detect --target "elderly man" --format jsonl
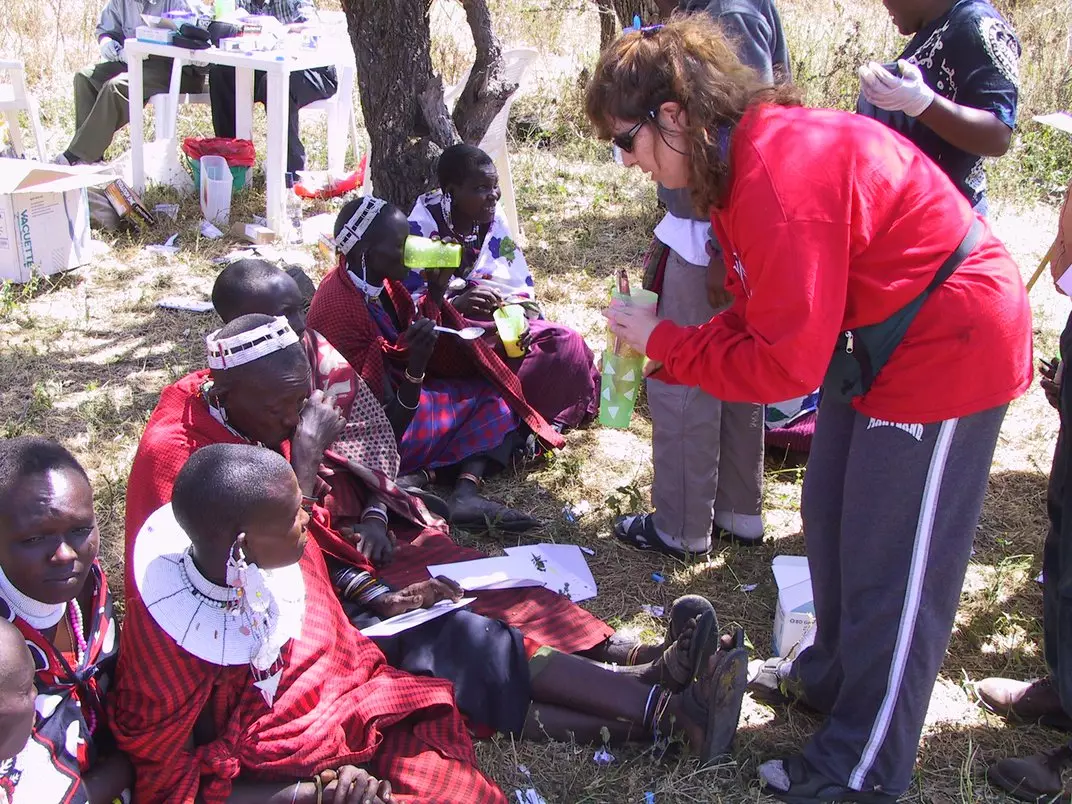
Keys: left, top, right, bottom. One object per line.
{"left": 55, "top": 0, "right": 206, "bottom": 166}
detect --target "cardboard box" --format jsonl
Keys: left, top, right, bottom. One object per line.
{"left": 771, "top": 555, "right": 817, "bottom": 656}
{"left": 230, "top": 222, "right": 276, "bottom": 244}
{"left": 0, "top": 158, "right": 114, "bottom": 283}
{"left": 103, "top": 179, "right": 155, "bottom": 229}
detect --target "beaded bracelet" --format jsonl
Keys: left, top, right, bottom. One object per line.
{"left": 361, "top": 505, "right": 389, "bottom": 524}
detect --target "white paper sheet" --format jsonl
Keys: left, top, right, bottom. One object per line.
{"left": 504, "top": 544, "right": 597, "bottom": 602}
{"left": 426, "top": 556, "right": 546, "bottom": 591}
{"left": 358, "top": 597, "right": 475, "bottom": 637}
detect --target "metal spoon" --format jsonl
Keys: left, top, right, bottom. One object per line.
{"left": 433, "top": 325, "right": 485, "bottom": 340}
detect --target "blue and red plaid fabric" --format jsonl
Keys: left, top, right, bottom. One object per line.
{"left": 111, "top": 535, "right": 506, "bottom": 804}
{"left": 367, "top": 300, "right": 518, "bottom": 473}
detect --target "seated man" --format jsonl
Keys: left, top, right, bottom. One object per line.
{"left": 112, "top": 443, "right": 507, "bottom": 803}
{"left": 407, "top": 144, "right": 600, "bottom": 432}
{"left": 208, "top": 0, "right": 337, "bottom": 183}
{"left": 308, "top": 197, "right": 568, "bottom": 530}
{"left": 55, "top": 0, "right": 206, "bottom": 166}
{"left": 0, "top": 437, "right": 130, "bottom": 802}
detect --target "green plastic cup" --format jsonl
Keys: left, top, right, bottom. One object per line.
{"left": 599, "top": 350, "right": 645, "bottom": 429}
{"left": 493, "top": 304, "right": 528, "bottom": 358}
{"left": 606, "top": 288, "right": 659, "bottom": 357}
{"left": 404, "top": 235, "right": 462, "bottom": 269}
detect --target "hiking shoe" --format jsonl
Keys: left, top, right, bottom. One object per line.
{"left": 759, "top": 754, "right": 897, "bottom": 803}
{"left": 975, "top": 676, "right": 1072, "bottom": 730}
{"left": 987, "top": 744, "right": 1072, "bottom": 802}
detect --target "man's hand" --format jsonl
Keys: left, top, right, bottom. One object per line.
{"left": 858, "top": 60, "right": 934, "bottom": 118}
{"left": 100, "top": 37, "right": 124, "bottom": 62}
{"left": 294, "top": 390, "right": 346, "bottom": 456}
{"left": 367, "top": 576, "right": 464, "bottom": 618}
{"left": 342, "top": 519, "right": 395, "bottom": 566}
{"left": 451, "top": 286, "right": 502, "bottom": 319}
{"left": 318, "top": 766, "right": 393, "bottom": 804}
{"left": 1041, "top": 358, "right": 1062, "bottom": 410}
{"left": 402, "top": 317, "right": 438, "bottom": 375}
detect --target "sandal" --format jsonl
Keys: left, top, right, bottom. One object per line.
{"left": 645, "top": 606, "right": 719, "bottom": 692}
{"left": 759, "top": 754, "right": 897, "bottom": 804}
{"left": 681, "top": 645, "right": 748, "bottom": 765}
{"left": 614, "top": 513, "right": 708, "bottom": 560}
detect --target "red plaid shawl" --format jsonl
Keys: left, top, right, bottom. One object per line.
{"left": 125, "top": 371, "right": 614, "bottom": 654}
{"left": 306, "top": 258, "right": 565, "bottom": 451}
{"left": 110, "top": 534, "right": 505, "bottom": 804}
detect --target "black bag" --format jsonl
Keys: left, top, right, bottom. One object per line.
{"left": 823, "top": 217, "right": 982, "bottom": 402}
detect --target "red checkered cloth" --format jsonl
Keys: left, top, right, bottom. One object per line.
{"left": 109, "top": 535, "right": 506, "bottom": 804}
{"left": 307, "top": 258, "right": 565, "bottom": 451}
{"left": 125, "top": 372, "right": 614, "bottom": 655}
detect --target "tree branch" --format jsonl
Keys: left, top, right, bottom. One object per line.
{"left": 452, "top": 0, "right": 516, "bottom": 144}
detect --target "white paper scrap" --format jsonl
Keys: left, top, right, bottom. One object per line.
{"left": 200, "top": 220, "right": 224, "bottom": 239}
{"left": 504, "top": 543, "right": 597, "bottom": 602}
{"left": 156, "top": 297, "right": 214, "bottom": 312}
{"left": 359, "top": 597, "right": 475, "bottom": 637}
{"left": 427, "top": 556, "right": 547, "bottom": 592}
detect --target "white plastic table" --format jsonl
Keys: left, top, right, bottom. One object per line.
{"left": 124, "top": 39, "right": 338, "bottom": 233}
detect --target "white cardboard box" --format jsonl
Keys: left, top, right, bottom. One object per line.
{"left": 772, "top": 555, "right": 817, "bottom": 656}
{"left": 0, "top": 158, "right": 114, "bottom": 283}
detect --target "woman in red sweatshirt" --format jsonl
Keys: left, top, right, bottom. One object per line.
{"left": 587, "top": 16, "right": 1031, "bottom": 804}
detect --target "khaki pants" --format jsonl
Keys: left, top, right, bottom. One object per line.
{"left": 68, "top": 57, "right": 206, "bottom": 163}
{"left": 648, "top": 246, "right": 764, "bottom": 551}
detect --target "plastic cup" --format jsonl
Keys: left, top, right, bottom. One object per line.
{"left": 199, "top": 154, "right": 233, "bottom": 226}
{"left": 404, "top": 235, "right": 462, "bottom": 270}
{"left": 599, "top": 350, "right": 645, "bottom": 428}
{"left": 493, "top": 304, "right": 528, "bottom": 358}
{"left": 606, "top": 288, "right": 658, "bottom": 357}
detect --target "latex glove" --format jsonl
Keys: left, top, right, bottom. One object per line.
{"left": 858, "top": 60, "right": 934, "bottom": 118}
{"left": 100, "top": 37, "right": 125, "bottom": 62}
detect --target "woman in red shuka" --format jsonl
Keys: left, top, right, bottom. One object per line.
{"left": 587, "top": 15, "right": 1032, "bottom": 804}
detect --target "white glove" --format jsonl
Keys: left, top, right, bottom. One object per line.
{"left": 858, "top": 59, "right": 935, "bottom": 118}
{"left": 100, "top": 37, "right": 125, "bottom": 62}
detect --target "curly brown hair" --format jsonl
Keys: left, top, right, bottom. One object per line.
{"left": 585, "top": 14, "right": 802, "bottom": 213}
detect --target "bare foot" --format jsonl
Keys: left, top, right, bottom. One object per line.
{"left": 448, "top": 491, "right": 539, "bottom": 533}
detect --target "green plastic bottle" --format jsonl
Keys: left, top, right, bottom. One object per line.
{"left": 403, "top": 236, "right": 462, "bottom": 270}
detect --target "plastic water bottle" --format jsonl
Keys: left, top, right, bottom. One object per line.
{"left": 286, "top": 190, "right": 304, "bottom": 244}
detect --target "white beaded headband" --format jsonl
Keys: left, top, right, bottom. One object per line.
{"left": 334, "top": 196, "right": 386, "bottom": 255}
{"left": 206, "top": 316, "right": 300, "bottom": 370}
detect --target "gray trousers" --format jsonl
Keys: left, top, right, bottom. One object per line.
{"left": 647, "top": 247, "right": 764, "bottom": 552}
{"left": 789, "top": 395, "right": 1007, "bottom": 795}
{"left": 68, "top": 57, "right": 206, "bottom": 163}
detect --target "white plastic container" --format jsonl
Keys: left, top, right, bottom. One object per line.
{"left": 199, "top": 155, "right": 232, "bottom": 226}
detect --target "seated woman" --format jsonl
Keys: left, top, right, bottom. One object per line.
{"left": 407, "top": 144, "right": 600, "bottom": 432}
{"left": 0, "top": 437, "right": 130, "bottom": 802}
{"left": 115, "top": 444, "right": 748, "bottom": 802}
{"left": 309, "top": 197, "right": 565, "bottom": 531}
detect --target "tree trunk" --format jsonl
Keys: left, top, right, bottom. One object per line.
{"left": 343, "top": 0, "right": 514, "bottom": 210}
{"left": 596, "top": 0, "right": 660, "bottom": 49}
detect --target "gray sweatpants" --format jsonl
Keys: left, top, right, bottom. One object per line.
{"left": 788, "top": 395, "right": 1008, "bottom": 795}
{"left": 647, "top": 247, "right": 764, "bottom": 552}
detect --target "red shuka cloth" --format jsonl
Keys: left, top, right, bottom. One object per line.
{"left": 124, "top": 371, "right": 613, "bottom": 654}
{"left": 306, "top": 260, "right": 565, "bottom": 451}
{"left": 110, "top": 530, "right": 507, "bottom": 804}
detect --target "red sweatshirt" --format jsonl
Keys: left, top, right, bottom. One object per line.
{"left": 646, "top": 104, "right": 1032, "bottom": 424}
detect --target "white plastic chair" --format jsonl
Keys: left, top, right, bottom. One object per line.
{"left": 150, "top": 90, "right": 211, "bottom": 142}
{"left": 444, "top": 47, "right": 538, "bottom": 240}
{"left": 303, "top": 10, "right": 362, "bottom": 173}
{"left": 0, "top": 60, "right": 47, "bottom": 161}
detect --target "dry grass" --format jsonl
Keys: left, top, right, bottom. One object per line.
{"left": 1, "top": 0, "right": 1071, "bottom": 801}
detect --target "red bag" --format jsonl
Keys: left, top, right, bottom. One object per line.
{"left": 294, "top": 154, "right": 368, "bottom": 199}
{"left": 181, "top": 137, "right": 256, "bottom": 167}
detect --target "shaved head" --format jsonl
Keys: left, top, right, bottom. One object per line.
{"left": 0, "top": 618, "right": 35, "bottom": 761}
{"left": 212, "top": 260, "right": 309, "bottom": 337}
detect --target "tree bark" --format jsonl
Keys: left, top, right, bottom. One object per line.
{"left": 596, "top": 0, "right": 660, "bottom": 49}
{"left": 343, "top": 0, "right": 514, "bottom": 210}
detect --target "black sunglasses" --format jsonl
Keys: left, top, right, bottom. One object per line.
{"left": 612, "top": 109, "right": 658, "bottom": 154}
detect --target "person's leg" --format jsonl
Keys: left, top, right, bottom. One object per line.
{"left": 209, "top": 65, "right": 238, "bottom": 138}
{"left": 647, "top": 247, "right": 723, "bottom": 553}
{"left": 282, "top": 66, "right": 338, "bottom": 176}
{"left": 371, "top": 719, "right": 508, "bottom": 804}
{"left": 782, "top": 404, "right": 1008, "bottom": 797}
{"left": 713, "top": 399, "right": 765, "bottom": 542}
{"left": 73, "top": 62, "right": 124, "bottom": 131}
{"left": 66, "top": 57, "right": 174, "bottom": 163}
